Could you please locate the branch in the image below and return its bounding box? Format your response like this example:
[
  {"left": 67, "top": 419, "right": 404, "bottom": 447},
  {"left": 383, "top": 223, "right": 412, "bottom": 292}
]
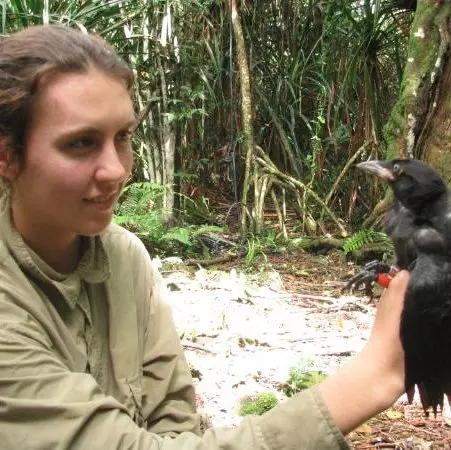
[
  {"left": 325, "top": 142, "right": 372, "bottom": 206},
  {"left": 254, "top": 147, "right": 347, "bottom": 236},
  {"left": 185, "top": 252, "right": 246, "bottom": 267}
]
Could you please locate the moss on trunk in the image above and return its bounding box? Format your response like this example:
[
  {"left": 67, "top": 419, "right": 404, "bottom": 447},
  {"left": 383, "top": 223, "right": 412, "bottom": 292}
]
[{"left": 383, "top": 1, "right": 451, "bottom": 165}]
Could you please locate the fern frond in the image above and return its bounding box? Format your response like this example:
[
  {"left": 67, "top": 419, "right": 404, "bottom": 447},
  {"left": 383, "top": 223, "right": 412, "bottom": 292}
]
[{"left": 343, "top": 229, "right": 391, "bottom": 255}]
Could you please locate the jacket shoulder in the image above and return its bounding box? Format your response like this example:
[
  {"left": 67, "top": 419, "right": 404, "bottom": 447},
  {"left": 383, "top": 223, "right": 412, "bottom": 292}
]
[
  {"left": 100, "top": 224, "right": 165, "bottom": 321},
  {"left": 0, "top": 238, "right": 8, "bottom": 266},
  {"left": 101, "top": 223, "right": 150, "bottom": 263},
  {"left": 100, "top": 223, "right": 163, "bottom": 302}
]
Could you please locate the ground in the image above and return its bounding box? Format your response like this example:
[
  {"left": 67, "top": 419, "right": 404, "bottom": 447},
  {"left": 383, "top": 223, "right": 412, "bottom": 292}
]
[{"left": 159, "top": 247, "right": 451, "bottom": 449}]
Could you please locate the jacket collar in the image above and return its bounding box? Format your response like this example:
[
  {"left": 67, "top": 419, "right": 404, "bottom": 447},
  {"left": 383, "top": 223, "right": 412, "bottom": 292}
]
[{"left": 0, "top": 195, "right": 111, "bottom": 308}]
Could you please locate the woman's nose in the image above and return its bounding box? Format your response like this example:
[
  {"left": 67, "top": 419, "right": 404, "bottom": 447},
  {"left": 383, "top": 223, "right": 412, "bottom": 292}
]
[{"left": 95, "top": 141, "right": 130, "bottom": 184}]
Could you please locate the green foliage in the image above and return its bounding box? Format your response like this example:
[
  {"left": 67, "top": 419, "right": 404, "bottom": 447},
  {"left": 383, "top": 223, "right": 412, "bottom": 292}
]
[
  {"left": 113, "top": 182, "right": 165, "bottom": 240},
  {"left": 114, "top": 182, "right": 227, "bottom": 257},
  {"left": 180, "top": 328, "right": 199, "bottom": 343},
  {"left": 181, "top": 194, "right": 215, "bottom": 225},
  {"left": 259, "top": 228, "right": 286, "bottom": 253},
  {"left": 283, "top": 360, "right": 327, "bottom": 397},
  {"left": 116, "top": 182, "right": 164, "bottom": 216},
  {"left": 3, "top": 1, "right": 410, "bottom": 231},
  {"left": 245, "top": 230, "right": 286, "bottom": 268},
  {"left": 245, "top": 237, "right": 265, "bottom": 267},
  {"left": 114, "top": 182, "right": 190, "bottom": 254},
  {"left": 160, "top": 227, "right": 192, "bottom": 247},
  {"left": 191, "top": 225, "right": 226, "bottom": 237},
  {"left": 343, "top": 229, "right": 392, "bottom": 255},
  {"left": 238, "top": 392, "right": 279, "bottom": 416}
]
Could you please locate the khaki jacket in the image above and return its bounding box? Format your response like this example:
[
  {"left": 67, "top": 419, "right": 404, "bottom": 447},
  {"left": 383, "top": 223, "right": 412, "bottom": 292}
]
[{"left": 0, "top": 201, "right": 349, "bottom": 449}]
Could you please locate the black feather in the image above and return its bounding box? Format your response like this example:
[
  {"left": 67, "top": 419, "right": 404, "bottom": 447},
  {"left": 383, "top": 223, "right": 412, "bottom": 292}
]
[{"left": 357, "top": 159, "right": 451, "bottom": 415}]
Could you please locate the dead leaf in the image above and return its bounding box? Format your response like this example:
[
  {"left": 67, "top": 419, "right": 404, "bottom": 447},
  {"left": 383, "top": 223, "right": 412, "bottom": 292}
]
[
  {"left": 411, "top": 420, "right": 426, "bottom": 427},
  {"left": 354, "top": 423, "right": 373, "bottom": 434},
  {"left": 385, "top": 409, "right": 403, "bottom": 420}
]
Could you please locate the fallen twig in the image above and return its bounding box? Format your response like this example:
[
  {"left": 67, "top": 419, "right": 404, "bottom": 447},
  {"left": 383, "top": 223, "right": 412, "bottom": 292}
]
[
  {"left": 181, "top": 341, "right": 216, "bottom": 354},
  {"left": 290, "top": 293, "right": 336, "bottom": 303},
  {"left": 322, "top": 351, "right": 354, "bottom": 357},
  {"left": 185, "top": 252, "right": 246, "bottom": 267}
]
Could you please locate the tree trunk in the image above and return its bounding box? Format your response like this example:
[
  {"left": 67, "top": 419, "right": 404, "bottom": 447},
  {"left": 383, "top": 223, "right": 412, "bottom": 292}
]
[
  {"left": 157, "top": 51, "right": 176, "bottom": 224},
  {"left": 383, "top": 0, "right": 451, "bottom": 183},
  {"left": 229, "top": 0, "right": 255, "bottom": 234},
  {"left": 159, "top": 3, "right": 176, "bottom": 224}
]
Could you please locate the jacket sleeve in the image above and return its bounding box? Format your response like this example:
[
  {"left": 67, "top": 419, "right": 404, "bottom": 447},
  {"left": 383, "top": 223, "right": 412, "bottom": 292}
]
[
  {"left": 140, "top": 264, "right": 201, "bottom": 436},
  {"left": 0, "top": 292, "right": 349, "bottom": 449}
]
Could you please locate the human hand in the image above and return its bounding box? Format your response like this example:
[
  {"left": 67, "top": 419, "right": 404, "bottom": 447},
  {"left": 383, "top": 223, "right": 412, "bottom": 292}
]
[
  {"left": 361, "top": 270, "right": 409, "bottom": 402},
  {"left": 318, "top": 270, "right": 409, "bottom": 434}
]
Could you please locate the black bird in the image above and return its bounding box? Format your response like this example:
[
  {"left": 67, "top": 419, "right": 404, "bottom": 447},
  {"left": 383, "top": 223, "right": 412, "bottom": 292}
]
[{"left": 353, "top": 159, "right": 451, "bottom": 416}]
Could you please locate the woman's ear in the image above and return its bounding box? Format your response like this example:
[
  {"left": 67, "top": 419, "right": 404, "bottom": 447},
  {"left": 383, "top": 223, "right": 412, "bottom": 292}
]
[{"left": 0, "top": 138, "right": 19, "bottom": 180}]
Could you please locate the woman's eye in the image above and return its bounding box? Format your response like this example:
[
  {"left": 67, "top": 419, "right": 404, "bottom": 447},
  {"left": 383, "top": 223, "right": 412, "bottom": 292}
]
[
  {"left": 115, "top": 131, "right": 133, "bottom": 151},
  {"left": 116, "top": 131, "right": 132, "bottom": 143},
  {"left": 67, "top": 137, "right": 97, "bottom": 150}
]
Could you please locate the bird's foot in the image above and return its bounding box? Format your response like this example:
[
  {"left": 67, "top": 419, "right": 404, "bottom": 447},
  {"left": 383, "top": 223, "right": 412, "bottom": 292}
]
[{"left": 344, "top": 260, "right": 398, "bottom": 295}]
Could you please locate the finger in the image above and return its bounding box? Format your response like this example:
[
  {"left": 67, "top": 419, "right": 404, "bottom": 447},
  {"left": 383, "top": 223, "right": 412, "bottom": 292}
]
[
  {"left": 379, "top": 270, "right": 409, "bottom": 308},
  {"left": 372, "top": 270, "right": 409, "bottom": 336},
  {"left": 388, "top": 269, "right": 410, "bottom": 291}
]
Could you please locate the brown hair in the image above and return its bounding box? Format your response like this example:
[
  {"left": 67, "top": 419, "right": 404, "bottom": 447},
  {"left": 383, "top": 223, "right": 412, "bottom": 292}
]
[{"left": 0, "top": 24, "right": 134, "bottom": 163}]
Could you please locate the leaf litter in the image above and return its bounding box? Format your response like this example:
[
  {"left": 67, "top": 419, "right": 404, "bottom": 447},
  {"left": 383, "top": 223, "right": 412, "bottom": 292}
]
[{"left": 160, "top": 249, "right": 451, "bottom": 449}]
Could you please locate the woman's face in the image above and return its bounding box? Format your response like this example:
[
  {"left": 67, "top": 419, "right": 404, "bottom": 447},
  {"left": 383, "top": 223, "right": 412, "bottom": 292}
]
[{"left": 9, "top": 69, "right": 135, "bottom": 244}]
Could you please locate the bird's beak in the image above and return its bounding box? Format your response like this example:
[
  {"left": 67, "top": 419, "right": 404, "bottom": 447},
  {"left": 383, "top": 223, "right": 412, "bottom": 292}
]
[{"left": 356, "top": 160, "right": 395, "bottom": 181}]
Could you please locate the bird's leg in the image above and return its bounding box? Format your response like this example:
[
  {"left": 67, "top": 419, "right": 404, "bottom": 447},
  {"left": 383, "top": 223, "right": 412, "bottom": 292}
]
[
  {"left": 344, "top": 260, "right": 399, "bottom": 295},
  {"left": 407, "top": 258, "right": 417, "bottom": 271}
]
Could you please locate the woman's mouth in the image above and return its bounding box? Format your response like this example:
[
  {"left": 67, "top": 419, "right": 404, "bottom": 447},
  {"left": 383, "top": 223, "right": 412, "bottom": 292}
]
[{"left": 84, "top": 192, "right": 118, "bottom": 210}]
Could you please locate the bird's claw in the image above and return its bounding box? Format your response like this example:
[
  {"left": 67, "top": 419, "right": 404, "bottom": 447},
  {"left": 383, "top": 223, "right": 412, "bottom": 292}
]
[
  {"left": 358, "top": 260, "right": 392, "bottom": 274},
  {"left": 344, "top": 260, "right": 396, "bottom": 295},
  {"left": 344, "top": 270, "right": 378, "bottom": 295}
]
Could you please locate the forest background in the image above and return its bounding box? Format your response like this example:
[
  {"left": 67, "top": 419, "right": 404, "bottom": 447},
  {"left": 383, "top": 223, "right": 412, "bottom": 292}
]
[
  {"left": 5, "top": 2, "right": 451, "bottom": 446},
  {"left": 3, "top": 0, "right": 449, "bottom": 263}
]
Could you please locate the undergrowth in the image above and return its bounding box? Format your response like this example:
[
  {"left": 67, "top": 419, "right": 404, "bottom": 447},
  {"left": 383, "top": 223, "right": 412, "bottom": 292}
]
[
  {"left": 238, "top": 392, "right": 279, "bottom": 416},
  {"left": 343, "top": 229, "right": 392, "bottom": 255},
  {"left": 114, "top": 182, "right": 225, "bottom": 258},
  {"left": 283, "top": 358, "right": 327, "bottom": 397}
]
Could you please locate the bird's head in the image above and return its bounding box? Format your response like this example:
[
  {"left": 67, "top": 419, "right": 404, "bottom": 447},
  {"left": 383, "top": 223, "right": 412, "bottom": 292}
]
[{"left": 356, "top": 159, "right": 447, "bottom": 212}]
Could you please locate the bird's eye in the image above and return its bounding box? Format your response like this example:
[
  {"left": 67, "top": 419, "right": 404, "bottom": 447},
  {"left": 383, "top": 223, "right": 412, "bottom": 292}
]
[{"left": 392, "top": 163, "right": 402, "bottom": 175}]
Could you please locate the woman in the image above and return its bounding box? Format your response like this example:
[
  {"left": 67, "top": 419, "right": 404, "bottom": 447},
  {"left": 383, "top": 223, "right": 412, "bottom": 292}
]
[{"left": 0, "top": 24, "right": 408, "bottom": 449}]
